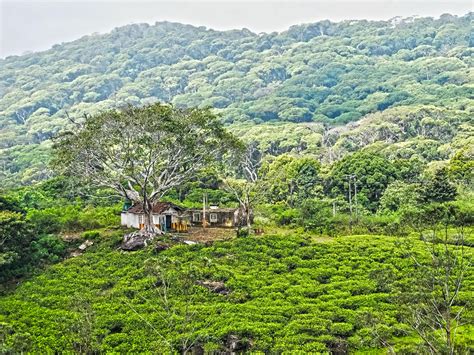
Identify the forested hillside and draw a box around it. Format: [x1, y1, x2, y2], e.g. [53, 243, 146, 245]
[0, 13, 472, 187]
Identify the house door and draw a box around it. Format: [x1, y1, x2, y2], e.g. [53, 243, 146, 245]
[165, 215, 172, 230]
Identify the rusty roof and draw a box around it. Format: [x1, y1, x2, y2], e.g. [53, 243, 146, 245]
[127, 202, 184, 214]
[188, 207, 238, 213]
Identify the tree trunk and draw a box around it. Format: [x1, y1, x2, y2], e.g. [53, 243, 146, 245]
[246, 206, 251, 229]
[142, 200, 161, 235]
[446, 309, 453, 355]
[244, 195, 252, 230]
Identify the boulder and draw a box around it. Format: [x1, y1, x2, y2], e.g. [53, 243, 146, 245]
[69, 239, 94, 257]
[78, 239, 94, 251]
[70, 251, 82, 258]
[154, 241, 170, 253]
[225, 334, 252, 353]
[121, 231, 156, 251]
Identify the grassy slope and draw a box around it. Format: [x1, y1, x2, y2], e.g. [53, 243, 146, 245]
[0, 233, 473, 353]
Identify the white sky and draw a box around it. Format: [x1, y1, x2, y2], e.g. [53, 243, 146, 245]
[0, 0, 472, 58]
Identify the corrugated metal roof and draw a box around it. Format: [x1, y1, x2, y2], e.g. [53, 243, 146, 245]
[126, 202, 184, 214]
[188, 208, 238, 213]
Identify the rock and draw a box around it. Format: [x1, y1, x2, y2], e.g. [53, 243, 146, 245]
[70, 240, 94, 258]
[196, 280, 230, 295]
[78, 239, 94, 251]
[189, 344, 204, 355]
[225, 334, 251, 353]
[154, 241, 170, 253]
[170, 235, 181, 243]
[121, 231, 156, 251]
[183, 240, 197, 245]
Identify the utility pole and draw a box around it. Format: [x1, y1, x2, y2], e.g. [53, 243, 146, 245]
[346, 175, 353, 234]
[202, 193, 208, 229]
[353, 174, 358, 223]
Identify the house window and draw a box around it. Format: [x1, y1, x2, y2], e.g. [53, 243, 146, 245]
[138, 215, 144, 224]
[193, 213, 201, 222]
[210, 213, 218, 223]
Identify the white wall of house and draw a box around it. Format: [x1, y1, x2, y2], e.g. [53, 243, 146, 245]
[121, 207, 181, 229]
[121, 212, 141, 228]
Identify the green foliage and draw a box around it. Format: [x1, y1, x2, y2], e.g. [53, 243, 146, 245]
[0, 234, 472, 352]
[397, 215, 471, 354]
[0, 12, 473, 353]
[30, 235, 66, 263]
[81, 230, 101, 240]
[0, 203, 66, 282]
[0, 180, 121, 283]
[52, 103, 238, 233]
[26, 208, 62, 234]
[379, 181, 422, 213]
[300, 199, 333, 234]
[448, 148, 474, 185]
[0, 210, 31, 269]
[422, 167, 457, 203]
[26, 205, 120, 233]
[328, 151, 399, 211]
[0, 196, 23, 213]
[0, 15, 472, 187]
[263, 155, 322, 206]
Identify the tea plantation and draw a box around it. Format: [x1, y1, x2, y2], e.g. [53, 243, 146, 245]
[1, 233, 472, 353]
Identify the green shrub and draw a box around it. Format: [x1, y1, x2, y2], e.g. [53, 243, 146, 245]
[277, 208, 300, 226]
[81, 230, 101, 240]
[27, 208, 62, 234]
[30, 235, 66, 263]
[236, 228, 250, 238]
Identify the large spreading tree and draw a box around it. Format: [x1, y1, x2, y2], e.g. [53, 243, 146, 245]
[53, 103, 237, 234]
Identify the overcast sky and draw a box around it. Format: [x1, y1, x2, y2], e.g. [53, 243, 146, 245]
[0, 0, 471, 58]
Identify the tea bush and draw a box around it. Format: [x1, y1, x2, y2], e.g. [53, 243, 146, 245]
[1, 234, 472, 353]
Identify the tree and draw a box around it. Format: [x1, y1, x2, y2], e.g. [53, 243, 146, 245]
[222, 142, 263, 232]
[53, 103, 237, 234]
[379, 181, 421, 213]
[328, 152, 398, 211]
[399, 204, 469, 354]
[128, 258, 208, 353]
[0, 211, 30, 270]
[448, 149, 474, 186]
[300, 199, 333, 234]
[422, 167, 457, 203]
[263, 155, 322, 207]
[1, 15, 472, 188]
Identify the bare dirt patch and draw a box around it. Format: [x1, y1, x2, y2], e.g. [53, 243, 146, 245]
[175, 227, 235, 243]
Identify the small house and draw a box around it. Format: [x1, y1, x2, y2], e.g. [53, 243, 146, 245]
[188, 206, 241, 228]
[121, 202, 188, 232]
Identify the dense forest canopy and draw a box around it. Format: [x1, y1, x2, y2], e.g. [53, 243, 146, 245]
[0, 13, 472, 187]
